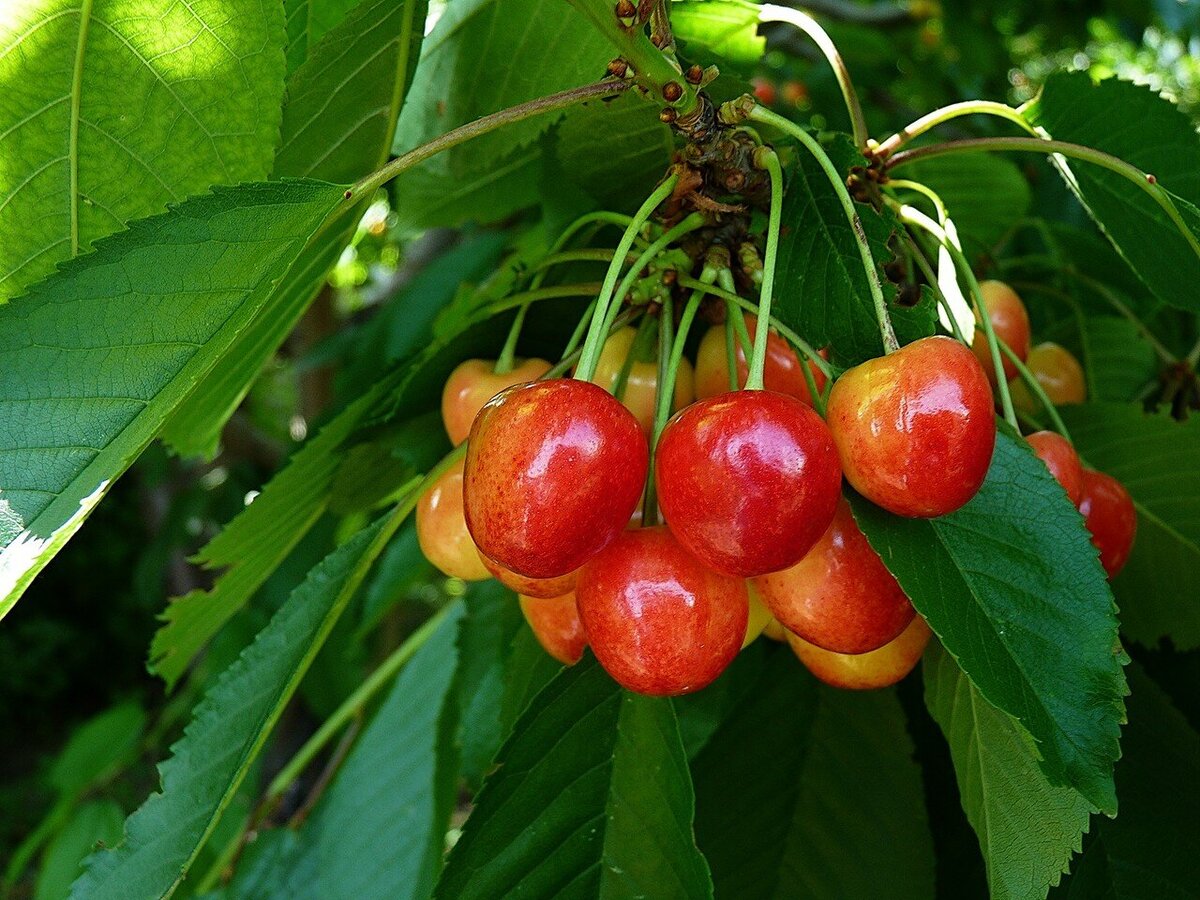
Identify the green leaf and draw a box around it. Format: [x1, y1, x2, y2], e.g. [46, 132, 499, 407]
[0, 179, 347, 619]
[434, 656, 713, 899]
[773, 135, 936, 366]
[70, 513, 397, 899]
[671, 0, 766, 71]
[0, 0, 285, 300]
[850, 428, 1127, 813]
[1027, 74, 1200, 315]
[35, 801, 125, 900]
[49, 702, 146, 798]
[283, 0, 364, 72]
[162, 0, 428, 458]
[1059, 403, 1200, 651]
[1074, 316, 1159, 403]
[924, 643, 1094, 900]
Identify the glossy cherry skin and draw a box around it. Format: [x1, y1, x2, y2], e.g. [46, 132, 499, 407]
[482, 554, 577, 599]
[520, 592, 586, 665]
[656, 390, 842, 577]
[464, 378, 648, 579]
[1009, 342, 1086, 413]
[576, 526, 748, 696]
[753, 497, 915, 654]
[971, 280, 1030, 385]
[415, 458, 490, 581]
[591, 326, 694, 436]
[441, 357, 552, 446]
[788, 615, 932, 690]
[1026, 431, 1084, 505]
[826, 336, 996, 518]
[1078, 469, 1137, 578]
[694, 314, 827, 406]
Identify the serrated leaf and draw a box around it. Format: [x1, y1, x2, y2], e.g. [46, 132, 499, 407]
[434, 656, 713, 899]
[850, 428, 1127, 813]
[924, 643, 1094, 900]
[0, 0, 285, 300]
[162, 0, 428, 458]
[1059, 403, 1200, 651]
[35, 800, 125, 900]
[49, 702, 145, 798]
[70, 513, 398, 899]
[1027, 73, 1200, 314]
[0, 179, 347, 619]
[773, 135, 936, 366]
[901, 153, 1031, 255]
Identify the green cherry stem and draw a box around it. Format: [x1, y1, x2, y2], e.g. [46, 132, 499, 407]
[643, 291, 675, 527]
[494, 304, 529, 375]
[562, 299, 599, 360]
[996, 335, 1072, 442]
[872, 100, 1038, 159]
[716, 268, 754, 359]
[748, 105, 899, 353]
[906, 233, 968, 344]
[746, 146, 785, 390]
[724, 314, 739, 391]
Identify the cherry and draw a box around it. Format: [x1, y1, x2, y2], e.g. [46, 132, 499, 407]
[781, 80, 809, 106]
[576, 526, 748, 696]
[591, 326, 694, 435]
[788, 615, 932, 690]
[1078, 469, 1137, 578]
[441, 357, 552, 446]
[519, 591, 586, 665]
[415, 458, 489, 581]
[694, 313, 826, 406]
[464, 378, 647, 579]
[751, 76, 777, 107]
[762, 618, 788, 642]
[481, 554, 577, 599]
[826, 335, 996, 518]
[744, 585, 773, 648]
[753, 497, 915, 654]
[1009, 342, 1086, 413]
[971, 280, 1030, 385]
[656, 390, 842, 577]
[1026, 431, 1084, 505]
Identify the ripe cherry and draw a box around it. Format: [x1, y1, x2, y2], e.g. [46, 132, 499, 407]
[591, 326, 694, 436]
[463, 379, 647, 579]
[415, 458, 489, 581]
[441, 357, 552, 446]
[971, 280, 1030, 385]
[826, 336, 996, 518]
[753, 497, 915, 654]
[481, 554, 577, 599]
[1026, 431, 1084, 505]
[656, 390, 842, 577]
[576, 526, 748, 696]
[1009, 342, 1086, 413]
[789, 615, 932, 690]
[694, 313, 826, 406]
[751, 76, 777, 107]
[1078, 469, 1137, 578]
[519, 592, 586, 665]
[781, 80, 809, 106]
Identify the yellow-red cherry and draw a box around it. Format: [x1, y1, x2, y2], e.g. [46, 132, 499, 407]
[788, 615, 932, 690]
[591, 326, 694, 436]
[753, 497, 915, 654]
[971, 280, 1031, 385]
[576, 526, 748, 696]
[464, 379, 648, 579]
[1078, 469, 1137, 579]
[481, 554, 577, 599]
[1026, 431, 1084, 505]
[826, 336, 996, 518]
[655, 390, 842, 577]
[519, 592, 586, 666]
[694, 314, 826, 406]
[415, 458, 489, 581]
[441, 357, 552, 446]
[1009, 342, 1086, 413]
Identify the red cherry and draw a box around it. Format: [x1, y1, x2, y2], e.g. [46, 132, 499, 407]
[481, 554, 577, 599]
[519, 592, 586, 665]
[464, 379, 648, 579]
[753, 497, 915, 654]
[655, 390, 842, 577]
[441, 357, 552, 446]
[751, 77, 777, 107]
[1026, 431, 1084, 505]
[576, 526, 748, 696]
[971, 280, 1030, 385]
[826, 336, 996, 518]
[1078, 469, 1137, 578]
[415, 458, 490, 581]
[788, 615, 932, 690]
[1009, 342, 1086, 413]
[694, 314, 827, 406]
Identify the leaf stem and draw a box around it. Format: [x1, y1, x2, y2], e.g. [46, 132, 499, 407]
[872, 100, 1038, 159]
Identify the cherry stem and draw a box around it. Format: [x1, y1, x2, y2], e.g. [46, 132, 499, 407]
[613, 313, 658, 401]
[759, 4, 868, 149]
[716, 268, 753, 358]
[748, 105, 899, 354]
[724, 314, 739, 391]
[494, 304, 529, 375]
[483, 283, 603, 317]
[576, 175, 680, 382]
[872, 100, 1038, 159]
[643, 291, 675, 527]
[904, 233, 968, 343]
[562, 299, 599, 360]
[747, 147, 785, 390]
[995, 335, 1073, 442]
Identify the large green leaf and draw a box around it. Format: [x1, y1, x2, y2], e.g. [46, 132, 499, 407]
[924, 643, 1093, 900]
[850, 428, 1127, 813]
[0, 0, 285, 300]
[1027, 74, 1200, 315]
[901, 153, 1031, 255]
[671, 0, 765, 71]
[70, 513, 398, 899]
[1059, 403, 1200, 651]
[434, 656, 713, 899]
[162, 0, 428, 458]
[0, 179, 347, 619]
[283, 0, 364, 72]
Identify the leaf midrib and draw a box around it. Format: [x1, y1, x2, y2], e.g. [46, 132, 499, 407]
[68, 0, 95, 258]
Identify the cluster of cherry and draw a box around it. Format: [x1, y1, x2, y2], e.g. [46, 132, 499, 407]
[415, 281, 1135, 697]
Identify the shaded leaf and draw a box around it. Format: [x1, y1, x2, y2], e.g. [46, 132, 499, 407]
[901, 153, 1031, 255]
[35, 801, 125, 900]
